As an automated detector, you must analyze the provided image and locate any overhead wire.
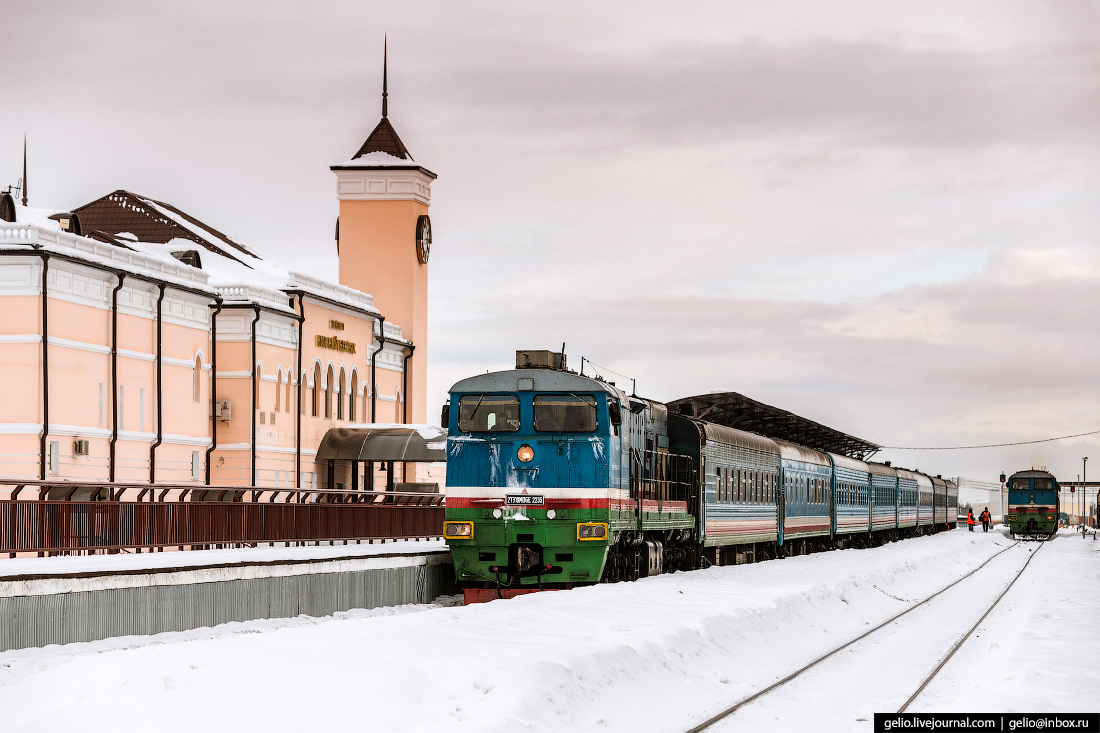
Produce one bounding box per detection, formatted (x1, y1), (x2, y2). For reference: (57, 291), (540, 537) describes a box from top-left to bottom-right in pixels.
(883, 428), (1100, 451)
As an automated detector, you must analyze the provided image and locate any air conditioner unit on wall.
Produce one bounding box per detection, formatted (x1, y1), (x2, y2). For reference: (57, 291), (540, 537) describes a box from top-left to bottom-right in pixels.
(73, 439), (90, 456)
(211, 398), (232, 422)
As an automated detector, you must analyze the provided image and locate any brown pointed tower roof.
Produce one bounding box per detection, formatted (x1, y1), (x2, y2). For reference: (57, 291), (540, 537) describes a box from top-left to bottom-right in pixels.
(350, 37), (413, 161)
(352, 117), (412, 160)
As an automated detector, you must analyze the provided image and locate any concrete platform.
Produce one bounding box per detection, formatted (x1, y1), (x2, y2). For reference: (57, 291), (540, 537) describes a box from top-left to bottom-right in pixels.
(0, 541), (455, 651)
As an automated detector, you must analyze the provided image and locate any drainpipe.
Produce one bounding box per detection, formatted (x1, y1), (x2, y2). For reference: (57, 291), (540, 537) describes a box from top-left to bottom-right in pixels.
(401, 343), (414, 426)
(370, 316), (385, 422)
(401, 343), (414, 482)
(250, 305), (260, 488)
(38, 254), (49, 480)
(108, 273), (126, 483)
(295, 294), (305, 489)
(148, 283), (165, 484)
(204, 297), (223, 485)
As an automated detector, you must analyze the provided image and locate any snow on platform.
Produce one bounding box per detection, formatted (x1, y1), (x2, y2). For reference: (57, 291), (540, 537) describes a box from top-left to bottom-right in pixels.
(0, 530), (1096, 732)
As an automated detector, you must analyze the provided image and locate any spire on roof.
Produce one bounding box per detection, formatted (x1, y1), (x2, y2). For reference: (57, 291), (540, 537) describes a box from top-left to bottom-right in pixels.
(350, 39), (413, 161)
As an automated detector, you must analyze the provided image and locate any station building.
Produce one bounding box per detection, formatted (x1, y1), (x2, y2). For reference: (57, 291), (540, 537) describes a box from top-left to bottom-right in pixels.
(0, 80), (437, 493)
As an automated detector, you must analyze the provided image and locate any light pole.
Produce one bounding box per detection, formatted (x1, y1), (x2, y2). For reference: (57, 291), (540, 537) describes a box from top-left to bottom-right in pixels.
(1083, 457), (1088, 535)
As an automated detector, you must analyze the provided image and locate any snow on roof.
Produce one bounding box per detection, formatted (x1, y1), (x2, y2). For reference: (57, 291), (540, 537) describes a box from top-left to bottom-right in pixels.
(332, 151), (417, 167)
(0, 201), (386, 321)
(0, 221), (214, 294)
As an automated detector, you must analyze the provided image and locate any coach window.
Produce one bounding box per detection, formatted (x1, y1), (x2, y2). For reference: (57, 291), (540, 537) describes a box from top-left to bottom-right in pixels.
(459, 395), (521, 432)
(533, 394), (597, 432)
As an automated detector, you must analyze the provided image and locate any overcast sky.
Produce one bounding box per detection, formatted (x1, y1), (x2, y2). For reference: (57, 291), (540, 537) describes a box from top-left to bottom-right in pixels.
(4, 1), (1100, 489)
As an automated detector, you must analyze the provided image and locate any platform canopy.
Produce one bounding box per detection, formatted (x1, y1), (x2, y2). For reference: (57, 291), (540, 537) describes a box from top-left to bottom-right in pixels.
(315, 424), (447, 463)
(667, 392), (880, 461)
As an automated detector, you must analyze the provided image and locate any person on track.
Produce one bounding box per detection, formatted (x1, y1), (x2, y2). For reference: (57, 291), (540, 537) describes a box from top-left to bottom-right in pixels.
(980, 508), (991, 532)
(967, 509), (975, 531)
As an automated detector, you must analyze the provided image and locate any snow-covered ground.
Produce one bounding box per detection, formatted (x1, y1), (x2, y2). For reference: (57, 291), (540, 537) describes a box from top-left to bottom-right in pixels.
(0, 528), (1096, 733)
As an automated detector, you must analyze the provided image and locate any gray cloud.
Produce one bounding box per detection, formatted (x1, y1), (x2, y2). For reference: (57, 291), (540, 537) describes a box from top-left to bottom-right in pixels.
(5, 1), (1100, 484)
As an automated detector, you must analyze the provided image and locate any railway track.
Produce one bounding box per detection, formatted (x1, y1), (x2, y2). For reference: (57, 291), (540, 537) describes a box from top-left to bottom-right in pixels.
(684, 538), (1046, 733)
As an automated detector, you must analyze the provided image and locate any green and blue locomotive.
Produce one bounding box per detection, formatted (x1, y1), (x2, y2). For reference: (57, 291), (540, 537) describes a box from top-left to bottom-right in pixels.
(443, 350), (957, 602)
(1004, 469), (1059, 540)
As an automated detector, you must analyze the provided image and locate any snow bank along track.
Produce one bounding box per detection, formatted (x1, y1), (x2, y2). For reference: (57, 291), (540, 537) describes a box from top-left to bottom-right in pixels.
(684, 539), (1045, 732)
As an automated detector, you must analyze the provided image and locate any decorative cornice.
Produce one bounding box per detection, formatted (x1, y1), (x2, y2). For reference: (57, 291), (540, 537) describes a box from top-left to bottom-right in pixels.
(331, 167), (434, 205)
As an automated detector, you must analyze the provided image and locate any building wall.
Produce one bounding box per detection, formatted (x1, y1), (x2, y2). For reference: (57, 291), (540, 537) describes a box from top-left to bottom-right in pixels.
(336, 171), (432, 426)
(0, 256), (215, 482)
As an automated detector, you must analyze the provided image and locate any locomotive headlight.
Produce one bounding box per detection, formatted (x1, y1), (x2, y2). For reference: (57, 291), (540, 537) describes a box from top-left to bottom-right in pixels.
(546, 509), (557, 519)
(517, 443), (534, 463)
(492, 508), (503, 519)
(444, 521), (474, 539)
(577, 522), (608, 540)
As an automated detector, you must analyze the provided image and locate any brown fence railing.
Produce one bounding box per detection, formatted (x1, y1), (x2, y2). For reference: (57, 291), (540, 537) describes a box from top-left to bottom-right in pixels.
(0, 480), (445, 556)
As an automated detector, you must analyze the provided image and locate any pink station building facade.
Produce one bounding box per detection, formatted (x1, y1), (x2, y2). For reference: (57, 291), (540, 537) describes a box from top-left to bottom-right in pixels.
(0, 100), (438, 495)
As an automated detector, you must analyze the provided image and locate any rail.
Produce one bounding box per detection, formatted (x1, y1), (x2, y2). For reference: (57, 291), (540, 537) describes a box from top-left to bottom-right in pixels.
(0, 479), (445, 556)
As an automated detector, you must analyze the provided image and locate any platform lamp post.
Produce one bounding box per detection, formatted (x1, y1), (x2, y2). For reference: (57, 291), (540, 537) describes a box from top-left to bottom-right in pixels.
(999, 472), (1006, 527)
(1082, 457), (1088, 535)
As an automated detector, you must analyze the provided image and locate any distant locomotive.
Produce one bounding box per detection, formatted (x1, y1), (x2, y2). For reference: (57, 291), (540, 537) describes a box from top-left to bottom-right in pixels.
(1004, 469), (1059, 540)
(442, 351), (957, 602)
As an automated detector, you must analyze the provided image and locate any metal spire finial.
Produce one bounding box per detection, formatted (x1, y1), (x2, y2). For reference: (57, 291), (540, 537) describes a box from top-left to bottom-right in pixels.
(382, 36), (388, 119)
(21, 136), (27, 206)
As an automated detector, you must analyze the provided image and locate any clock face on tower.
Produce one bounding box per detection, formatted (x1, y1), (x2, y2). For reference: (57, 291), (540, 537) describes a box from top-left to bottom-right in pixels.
(416, 215), (432, 264)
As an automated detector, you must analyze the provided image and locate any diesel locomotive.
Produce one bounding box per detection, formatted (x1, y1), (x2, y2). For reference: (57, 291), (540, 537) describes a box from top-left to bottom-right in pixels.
(442, 351), (957, 601)
(1004, 469), (1059, 540)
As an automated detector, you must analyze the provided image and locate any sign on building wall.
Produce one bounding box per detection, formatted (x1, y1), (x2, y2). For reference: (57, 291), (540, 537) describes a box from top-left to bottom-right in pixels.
(317, 334), (356, 354)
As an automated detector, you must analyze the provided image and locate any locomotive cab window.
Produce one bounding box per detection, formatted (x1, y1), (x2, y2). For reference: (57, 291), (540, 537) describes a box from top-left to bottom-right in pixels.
(533, 394), (598, 432)
(458, 395), (521, 432)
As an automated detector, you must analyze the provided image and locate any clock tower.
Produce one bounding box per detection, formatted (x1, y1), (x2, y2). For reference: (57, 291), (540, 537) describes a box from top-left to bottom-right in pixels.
(331, 43), (436, 424)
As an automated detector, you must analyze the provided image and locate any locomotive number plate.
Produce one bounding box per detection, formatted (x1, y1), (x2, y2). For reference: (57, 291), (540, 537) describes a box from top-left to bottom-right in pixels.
(506, 494), (545, 506)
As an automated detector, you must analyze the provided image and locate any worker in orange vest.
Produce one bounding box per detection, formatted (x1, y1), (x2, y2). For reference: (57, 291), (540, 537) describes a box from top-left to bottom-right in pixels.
(967, 510), (976, 531)
(980, 508), (991, 532)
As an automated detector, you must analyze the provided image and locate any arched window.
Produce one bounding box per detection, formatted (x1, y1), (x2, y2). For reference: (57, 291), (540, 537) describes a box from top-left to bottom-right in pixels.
(254, 362), (262, 409)
(193, 355), (202, 402)
(349, 372), (357, 422)
(312, 364), (321, 417)
(325, 365), (334, 419)
(301, 371), (308, 415)
(337, 368), (345, 421)
(286, 377), (292, 413)
(275, 369), (282, 412)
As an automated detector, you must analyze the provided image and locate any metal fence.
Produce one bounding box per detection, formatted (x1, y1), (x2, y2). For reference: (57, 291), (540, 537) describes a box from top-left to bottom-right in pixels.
(1, 479), (445, 556)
